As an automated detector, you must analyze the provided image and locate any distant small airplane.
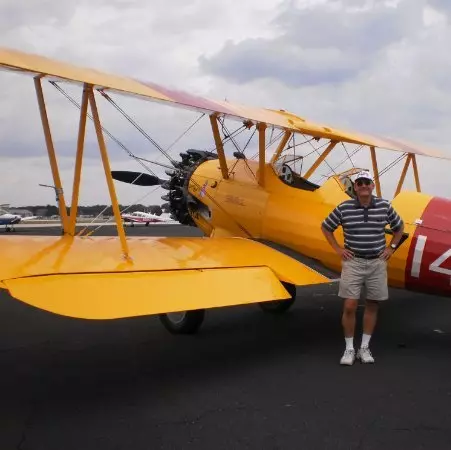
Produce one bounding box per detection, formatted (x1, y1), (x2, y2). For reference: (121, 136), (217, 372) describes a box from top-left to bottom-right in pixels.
(0, 205), (37, 232)
(121, 211), (176, 226)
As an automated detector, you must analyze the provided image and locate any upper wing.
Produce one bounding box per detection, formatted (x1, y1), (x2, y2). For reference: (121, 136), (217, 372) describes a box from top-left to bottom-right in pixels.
(1, 47), (450, 161)
(0, 235), (330, 319)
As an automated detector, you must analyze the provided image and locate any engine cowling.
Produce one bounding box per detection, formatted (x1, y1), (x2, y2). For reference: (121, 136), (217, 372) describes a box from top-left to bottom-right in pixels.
(162, 149), (218, 225)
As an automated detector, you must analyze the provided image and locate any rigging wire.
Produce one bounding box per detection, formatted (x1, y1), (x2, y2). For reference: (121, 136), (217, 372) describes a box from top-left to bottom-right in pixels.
(166, 113), (206, 153)
(219, 117), (244, 156)
(98, 90), (177, 165)
(50, 82), (256, 238)
(315, 145), (364, 182)
(151, 111), (207, 165)
(239, 127), (259, 181)
(49, 82), (158, 178)
(378, 153), (407, 177)
(49, 82), (179, 235)
(303, 134), (337, 176)
(249, 129), (285, 160)
(341, 142), (355, 168)
(207, 125), (247, 153)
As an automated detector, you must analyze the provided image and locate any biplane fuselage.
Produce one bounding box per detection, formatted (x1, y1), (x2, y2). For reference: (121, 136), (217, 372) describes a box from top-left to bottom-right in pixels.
(187, 158), (451, 299)
(1, 46), (451, 332)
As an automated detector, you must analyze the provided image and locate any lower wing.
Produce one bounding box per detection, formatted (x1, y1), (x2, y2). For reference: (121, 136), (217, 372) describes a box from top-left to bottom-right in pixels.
(0, 235), (331, 320)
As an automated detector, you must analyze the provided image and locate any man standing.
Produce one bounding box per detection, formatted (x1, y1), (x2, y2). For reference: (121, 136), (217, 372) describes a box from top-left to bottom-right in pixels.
(321, 170), (404, 365)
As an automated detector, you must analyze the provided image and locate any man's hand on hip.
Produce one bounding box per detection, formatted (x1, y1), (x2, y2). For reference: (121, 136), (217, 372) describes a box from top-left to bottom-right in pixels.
(379, 247), (394, 261)
(337, 248), (354, 261)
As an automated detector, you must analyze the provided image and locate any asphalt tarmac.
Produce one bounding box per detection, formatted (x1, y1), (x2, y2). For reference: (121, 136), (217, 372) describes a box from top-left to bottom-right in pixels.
(1, 225), (451, 449)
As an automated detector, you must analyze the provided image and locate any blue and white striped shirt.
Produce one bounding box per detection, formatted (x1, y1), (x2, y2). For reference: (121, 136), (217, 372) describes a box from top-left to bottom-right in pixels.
(322, 196), (403, 258)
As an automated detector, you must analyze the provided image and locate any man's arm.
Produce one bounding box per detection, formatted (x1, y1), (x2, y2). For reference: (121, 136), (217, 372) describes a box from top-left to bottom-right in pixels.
(390, 222), (405, 248)
(387, 203), (405, 246)
(321, 225), (341, 253)
(321, 206), (354, 261)
(380, 204), (405, 260)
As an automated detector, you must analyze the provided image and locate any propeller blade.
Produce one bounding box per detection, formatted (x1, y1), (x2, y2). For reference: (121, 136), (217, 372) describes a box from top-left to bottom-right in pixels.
(111, 171), (163, 186)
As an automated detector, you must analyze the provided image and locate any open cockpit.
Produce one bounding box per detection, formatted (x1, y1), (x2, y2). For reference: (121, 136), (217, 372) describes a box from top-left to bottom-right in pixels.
(271, 151), (369, 199)
(272, 153), (321, 191)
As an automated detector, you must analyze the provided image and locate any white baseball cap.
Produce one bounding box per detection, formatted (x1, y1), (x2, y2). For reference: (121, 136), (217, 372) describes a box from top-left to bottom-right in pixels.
(352, 170), (374, 183)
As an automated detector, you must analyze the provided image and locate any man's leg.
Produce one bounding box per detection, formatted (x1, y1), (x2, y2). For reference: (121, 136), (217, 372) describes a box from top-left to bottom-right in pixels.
(343, 298), (359, 341)
(363, 299), (379, 337)
(356, 300), (378, 363)
(357, 259), (387, 363)
(339, 298), (359, 365)
(338, 259), (362, 365)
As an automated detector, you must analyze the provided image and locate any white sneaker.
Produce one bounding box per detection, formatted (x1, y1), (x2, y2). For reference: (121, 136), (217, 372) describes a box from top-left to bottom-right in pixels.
(340, 349), (355, 365)
(357, 346), (375, 364)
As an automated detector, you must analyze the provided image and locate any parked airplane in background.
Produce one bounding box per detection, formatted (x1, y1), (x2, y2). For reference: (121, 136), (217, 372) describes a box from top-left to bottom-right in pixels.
(0, 205), (37, 232)
(121, 211), (177, 226)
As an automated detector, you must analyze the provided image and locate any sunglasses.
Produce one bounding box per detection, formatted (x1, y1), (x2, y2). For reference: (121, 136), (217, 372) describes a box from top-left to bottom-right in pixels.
(355, 179), (372, 187)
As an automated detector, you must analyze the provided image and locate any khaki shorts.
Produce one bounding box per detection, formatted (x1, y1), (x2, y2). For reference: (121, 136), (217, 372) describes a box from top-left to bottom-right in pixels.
(338, 257), (388, 301)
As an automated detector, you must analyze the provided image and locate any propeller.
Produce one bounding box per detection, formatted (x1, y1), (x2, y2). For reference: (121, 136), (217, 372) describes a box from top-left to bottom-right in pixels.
(111, 149), (218, 226)
(111, 171), (165, 186)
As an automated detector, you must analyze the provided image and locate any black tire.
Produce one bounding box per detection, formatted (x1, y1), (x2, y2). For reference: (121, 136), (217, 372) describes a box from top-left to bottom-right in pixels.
(258, 282), (297, 314)
(159, 309), (205, 334)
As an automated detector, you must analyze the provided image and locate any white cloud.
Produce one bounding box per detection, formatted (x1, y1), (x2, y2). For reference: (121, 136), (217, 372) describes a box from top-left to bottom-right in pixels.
(0, 0), (451, 208)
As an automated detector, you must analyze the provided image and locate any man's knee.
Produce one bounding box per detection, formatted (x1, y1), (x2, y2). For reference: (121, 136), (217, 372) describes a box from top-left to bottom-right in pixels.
(343, 298), (358, 314)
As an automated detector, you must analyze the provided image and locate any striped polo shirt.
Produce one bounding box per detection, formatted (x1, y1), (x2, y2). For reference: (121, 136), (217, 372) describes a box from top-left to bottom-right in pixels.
(322, 196), (404, 258)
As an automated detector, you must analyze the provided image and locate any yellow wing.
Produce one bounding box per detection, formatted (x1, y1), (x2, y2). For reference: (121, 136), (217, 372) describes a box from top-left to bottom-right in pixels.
(0, 236), (330, 319)
(0, 46), (449, 161)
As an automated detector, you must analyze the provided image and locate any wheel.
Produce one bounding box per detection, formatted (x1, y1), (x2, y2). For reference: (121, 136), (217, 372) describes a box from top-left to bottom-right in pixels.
(159, 309), (205, 334)
(258, 282), (297, 314)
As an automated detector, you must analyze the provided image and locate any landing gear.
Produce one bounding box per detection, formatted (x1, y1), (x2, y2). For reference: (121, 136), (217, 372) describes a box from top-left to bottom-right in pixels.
(258, 282), (297, 313)
(159, 309), (205, 334)
(158, 283), (296, 335)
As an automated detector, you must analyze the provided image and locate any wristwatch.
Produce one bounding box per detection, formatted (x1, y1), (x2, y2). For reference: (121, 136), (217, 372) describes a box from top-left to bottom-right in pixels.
(390, 243), (396, 250)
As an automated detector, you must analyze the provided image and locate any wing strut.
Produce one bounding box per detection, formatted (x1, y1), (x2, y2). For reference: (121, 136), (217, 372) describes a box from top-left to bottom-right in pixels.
(34, 76), (70, 233)
(411, 154), (421, 192)
(209, 114), (229, 179)
(68, 84), (89, 234)
(258, 122), (267, 186)
(395, 154), (412, 196)
(304, 140), (338, 179)
(370, 146), (382, 197)
(87, 87), (130, 260)
(270, 130), (292, 164)
(394, 153), (421, 196)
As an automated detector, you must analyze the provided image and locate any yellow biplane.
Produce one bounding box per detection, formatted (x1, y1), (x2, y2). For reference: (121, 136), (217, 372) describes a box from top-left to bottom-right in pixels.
(1, 47), (451, 335)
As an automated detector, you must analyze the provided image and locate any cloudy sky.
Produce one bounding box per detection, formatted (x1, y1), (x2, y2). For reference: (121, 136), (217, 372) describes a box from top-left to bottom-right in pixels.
(1, 0), (451, 208)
